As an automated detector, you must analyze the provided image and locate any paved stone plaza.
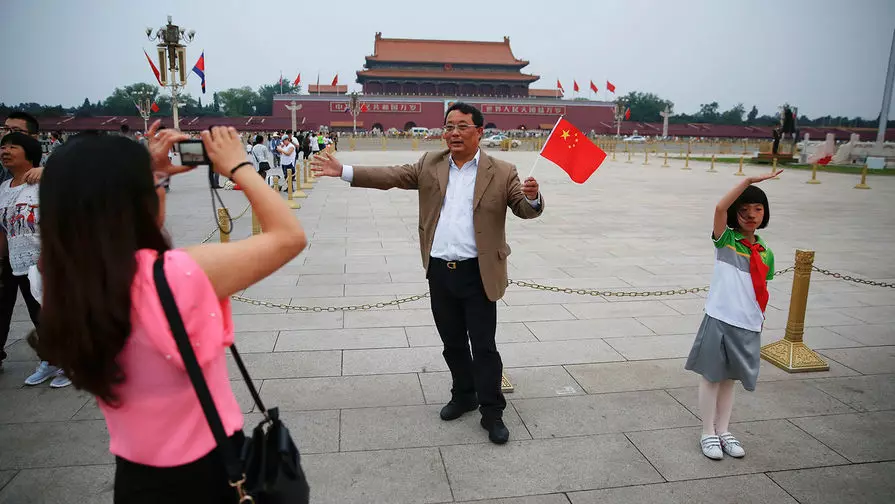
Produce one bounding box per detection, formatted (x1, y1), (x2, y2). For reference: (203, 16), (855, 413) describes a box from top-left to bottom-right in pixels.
(1, 151), (894, 503)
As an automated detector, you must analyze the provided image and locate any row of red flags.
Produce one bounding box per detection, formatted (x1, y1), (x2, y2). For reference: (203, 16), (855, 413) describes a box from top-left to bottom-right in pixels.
(556, 80), (616, 94)
(280, 73), (339, 88)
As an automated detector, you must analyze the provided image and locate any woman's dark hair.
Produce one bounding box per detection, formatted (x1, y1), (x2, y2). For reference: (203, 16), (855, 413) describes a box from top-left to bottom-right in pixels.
(727, 185), (770, 230)
(0, 132), (42, 167)
(444, 102), (484, 127)
(254, 134), (264, 145)
(37, 135), (170, 406)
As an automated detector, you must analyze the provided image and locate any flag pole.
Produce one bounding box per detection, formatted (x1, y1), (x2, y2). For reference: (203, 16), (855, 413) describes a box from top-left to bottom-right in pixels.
(528, 115), (563, 178)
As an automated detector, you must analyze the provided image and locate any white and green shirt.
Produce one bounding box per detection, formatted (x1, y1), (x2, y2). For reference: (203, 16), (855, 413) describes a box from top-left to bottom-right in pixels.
(704, 227), (775, 332)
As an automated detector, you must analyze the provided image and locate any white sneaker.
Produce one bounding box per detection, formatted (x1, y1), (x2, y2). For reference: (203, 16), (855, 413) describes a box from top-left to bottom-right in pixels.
(24, 361), (59, 386)
(50, 372), (72, 388)
(719, 432), (745, 458)
(700, 435), (723, 460)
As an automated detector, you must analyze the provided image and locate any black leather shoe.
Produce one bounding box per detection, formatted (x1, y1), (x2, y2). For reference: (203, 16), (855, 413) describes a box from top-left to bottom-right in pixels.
(481, 417), (509, 444)
(440, 400), (478, 421)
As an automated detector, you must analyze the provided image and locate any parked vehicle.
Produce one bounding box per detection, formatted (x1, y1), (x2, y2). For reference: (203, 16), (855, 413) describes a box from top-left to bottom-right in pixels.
(482, 134), (521, 148)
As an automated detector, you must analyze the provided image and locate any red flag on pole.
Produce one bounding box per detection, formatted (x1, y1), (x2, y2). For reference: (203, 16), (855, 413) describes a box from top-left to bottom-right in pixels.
(144, 50), (162, 85)
(606, 81), (616, 93)
(360, 103), (368, 112)
(293, 73), (301, 86)
(331, 74), (339, 86)
(150, 102), (160, 113)
(624, 108), (631, 120)
(589, 80), (598, 93)
(573, 80), (579, 92)
(539, 117), (607, 184)
(556, 79), (564, 92)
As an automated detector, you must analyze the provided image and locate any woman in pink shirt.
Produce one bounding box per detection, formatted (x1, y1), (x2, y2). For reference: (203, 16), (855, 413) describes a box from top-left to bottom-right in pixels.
(32, 122), (307, 503)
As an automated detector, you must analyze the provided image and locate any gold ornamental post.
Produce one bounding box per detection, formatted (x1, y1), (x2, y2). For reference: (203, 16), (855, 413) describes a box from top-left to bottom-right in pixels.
(854, 164), (871, 189)
(251, 210), (261, 235)
(501, 373), (514, 393)
(217, 208), (231, 243)
(707, 154), (717, 173)
(760, 250), (830, 372)
(807, 163), (821, 184)
(735, 155), (745, 176)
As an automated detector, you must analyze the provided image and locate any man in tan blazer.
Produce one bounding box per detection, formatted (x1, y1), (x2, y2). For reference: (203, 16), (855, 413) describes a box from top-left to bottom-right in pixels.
(311, 103), (543, 444)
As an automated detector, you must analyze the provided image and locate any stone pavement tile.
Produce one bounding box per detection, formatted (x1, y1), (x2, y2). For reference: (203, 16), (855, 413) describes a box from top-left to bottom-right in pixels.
(499, 339), (624, 367)
(762, 308), (862, 330)
(0, 471), (14, 491)
(837, 306), (895, 324)
(275, 327), (408, 351)
(244, 409), (339, 454)
(501, 290), (610, 306)
(808, 374), (895, 411)
(226, 350), (341, 379)
(626, 419), (848, 481)
(618, 274), (711, 288)
(241, 283), (345, 299)
(233, 331), (279, 353)
(345, 281), (428, 296)
(564, 300), (678, 320)
(289, 295), (402, 311)
(559, 266), (653, 279)
(0, 420), (113, 469)
(231, 311), (343, 332)
(457, 495), (571, 504)
(525, 318), (654, 341)
(0, 388), (92, 424)
(757, 359), (859, 382)
(297, 272), (392, 285)
(0, 339), (37, 362)
(667, 380), (855, 422)
(406, 323), (536, 347)
(0, 361), (36, 389)
(851, 291), (895, 306)
(419, 366), (585, 405)
(342, 346), (447, 375)
(231, 297), (287, 316)
(345, 261), (416, 273)
(282, 263), (346, 275)
(339, 403), (530, 451)
(662, 298), (708, 315)
(768, 461), (895, 504)
(566, 359), (695, 394)
(498, 305), (577, 323)
(789, 411), (895, 463)
(259, 374), (424, 411)
(0, 465), (114, 504)
(769, 292), (872, 311)
(760, 327), (864, 350)
(302, 447), (452, 504)
(514, 390), (698, 438)
(251, 274), (299, 287)
(636, 314), (707, 335)
(826, 324), (895, 346)
(441, 434), (662, 501)
(568, 473), (798, 504)
(603, 334), (694, 360)
(820, 346), (895, 374)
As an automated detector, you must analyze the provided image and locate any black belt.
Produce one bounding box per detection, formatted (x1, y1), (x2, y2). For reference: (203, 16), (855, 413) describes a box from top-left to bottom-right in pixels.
(430, 257), (478, 271)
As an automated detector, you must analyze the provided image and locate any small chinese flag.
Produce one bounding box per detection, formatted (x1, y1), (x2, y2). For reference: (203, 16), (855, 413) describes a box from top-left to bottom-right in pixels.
(150, 102), (160, 113)
(539, 117), (606, 184)
(606, 81), (616, 93)
(331, 74), (339, 86)
(589, 80), (598, 93)
(360, 103), (368, 112)
(624, 107), (631, 120)
(556, 79), (564, 92)
(293, 72), (301, 86)
(573, 80), (579, 92)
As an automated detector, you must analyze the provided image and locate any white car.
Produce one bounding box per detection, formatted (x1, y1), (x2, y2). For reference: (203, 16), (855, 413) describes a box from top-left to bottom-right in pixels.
(622, 135), (647, 143)
(482, 134), (521, 148)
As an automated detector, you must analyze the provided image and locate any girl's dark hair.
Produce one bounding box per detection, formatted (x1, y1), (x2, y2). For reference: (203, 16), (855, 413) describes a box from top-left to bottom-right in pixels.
(37, 135), (170, 406)
(727, 184), (770, 230)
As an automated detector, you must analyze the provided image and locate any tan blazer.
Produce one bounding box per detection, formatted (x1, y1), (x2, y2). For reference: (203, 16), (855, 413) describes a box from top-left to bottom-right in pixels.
(351, 149), (544, 301)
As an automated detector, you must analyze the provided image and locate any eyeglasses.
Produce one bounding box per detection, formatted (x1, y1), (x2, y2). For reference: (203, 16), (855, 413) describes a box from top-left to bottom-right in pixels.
(0, 126), (28, 135)
(443, 124), (477, 133)
(153, 172), (170, 189)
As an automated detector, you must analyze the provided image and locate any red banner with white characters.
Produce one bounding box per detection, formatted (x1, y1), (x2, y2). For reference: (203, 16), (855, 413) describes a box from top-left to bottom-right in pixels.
(329, 102), (422, 113)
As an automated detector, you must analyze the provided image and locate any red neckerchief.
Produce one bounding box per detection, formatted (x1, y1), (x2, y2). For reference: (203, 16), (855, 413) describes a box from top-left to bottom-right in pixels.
(739, 238), (769, 312)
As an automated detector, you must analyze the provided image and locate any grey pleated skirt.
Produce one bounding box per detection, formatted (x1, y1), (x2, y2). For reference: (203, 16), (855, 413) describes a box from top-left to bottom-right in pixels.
(684, 314), (761, 391)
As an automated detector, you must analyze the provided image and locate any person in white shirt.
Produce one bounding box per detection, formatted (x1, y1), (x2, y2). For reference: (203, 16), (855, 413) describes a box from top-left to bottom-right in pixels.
(276, 135), (297, 193)
(250, 135), (273, 179)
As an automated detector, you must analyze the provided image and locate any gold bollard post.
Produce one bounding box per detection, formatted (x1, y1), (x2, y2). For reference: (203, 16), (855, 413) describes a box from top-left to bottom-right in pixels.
(286, 171), (303, 208)
(682, 152), (691, 170)
(854, 164), (871, 189)
(760, 250), (830, 372)
(625, 149), (633, 164)
(501, 372), (514, 393)
(734, 155), (745, 176)
(642, 149), (649, 165)
(305, 159), (317, 185)
(273, 175), (280, 192)
(217, 208), (231, 243)
(770, 157), (779, 180)
(251, 210), (261, 235)
(349, 137), (356, 151)
(381, 137), (387, 151)
(806, 163), (821, 184)
(707, 154), (717, 173)
(299, 160), (314, 189)
(611, 145), (616, 161)
(662, 150), (669, 167)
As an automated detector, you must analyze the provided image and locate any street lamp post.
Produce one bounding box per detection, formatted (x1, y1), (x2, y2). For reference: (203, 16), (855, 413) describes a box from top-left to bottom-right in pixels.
(133, 90), (154, 132)
(614, 100), (627, 138)
(347, 92), (362, 136)
(146, 15), (195, 130)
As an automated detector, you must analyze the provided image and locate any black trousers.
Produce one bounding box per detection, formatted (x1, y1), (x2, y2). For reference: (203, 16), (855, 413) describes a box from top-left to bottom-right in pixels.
(114, 431), (245, 503)
(427, 257), (505, 419)
(280, 164), (295, 193)
(0, 260), (41, 363)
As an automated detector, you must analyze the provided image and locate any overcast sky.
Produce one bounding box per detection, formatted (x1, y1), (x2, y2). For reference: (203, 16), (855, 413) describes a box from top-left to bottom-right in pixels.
(2, 0), (894, 119)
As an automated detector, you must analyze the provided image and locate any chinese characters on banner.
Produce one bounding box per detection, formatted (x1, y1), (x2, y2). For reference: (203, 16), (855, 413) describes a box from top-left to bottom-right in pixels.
(478, 104), (566, 115)
(329, 102), (422, 113)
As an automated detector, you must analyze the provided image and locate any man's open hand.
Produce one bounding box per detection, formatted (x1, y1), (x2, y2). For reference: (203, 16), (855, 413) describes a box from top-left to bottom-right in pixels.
(309, 152), (343, 178)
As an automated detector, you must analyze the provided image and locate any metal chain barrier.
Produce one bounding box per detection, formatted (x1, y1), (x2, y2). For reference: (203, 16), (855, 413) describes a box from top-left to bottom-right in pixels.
(811, 266), (895, 289)
(230, 292), (430, 312)
(200, 203), (252, 243)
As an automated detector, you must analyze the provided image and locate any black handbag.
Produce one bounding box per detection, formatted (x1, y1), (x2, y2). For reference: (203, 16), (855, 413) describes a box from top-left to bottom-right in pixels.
(153, 255), (310, 503)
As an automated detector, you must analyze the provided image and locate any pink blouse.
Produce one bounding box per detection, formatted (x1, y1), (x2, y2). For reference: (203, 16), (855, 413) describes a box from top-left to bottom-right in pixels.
(98, 249), (244, 467)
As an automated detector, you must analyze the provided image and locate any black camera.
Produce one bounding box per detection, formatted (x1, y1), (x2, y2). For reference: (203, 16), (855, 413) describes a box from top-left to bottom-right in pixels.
(174, 139), (209, 166)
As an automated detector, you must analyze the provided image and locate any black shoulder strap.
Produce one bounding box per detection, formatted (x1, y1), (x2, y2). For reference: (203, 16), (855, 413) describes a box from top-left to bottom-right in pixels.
(153, 254), (243, 483)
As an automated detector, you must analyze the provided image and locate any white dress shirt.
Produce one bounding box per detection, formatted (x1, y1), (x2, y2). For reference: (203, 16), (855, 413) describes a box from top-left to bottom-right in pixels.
(341, 150), (540, 261)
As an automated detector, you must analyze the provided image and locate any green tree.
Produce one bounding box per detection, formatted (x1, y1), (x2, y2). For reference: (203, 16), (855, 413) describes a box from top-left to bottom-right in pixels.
(617, 91), (673, 122)
(747, 105), (758, 124)
(217, 86), (259, 116)
(101, 83), (161, 116)
(719, 103), (746, 125)
(254, 82), (301, 116)
(696, 102), (720, 123)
